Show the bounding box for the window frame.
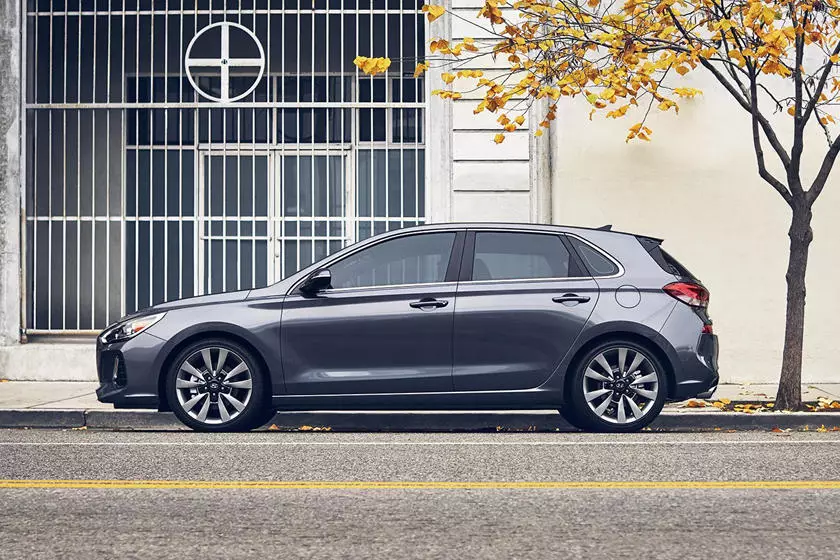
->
[459,229,623,283]
[292,229,466,294]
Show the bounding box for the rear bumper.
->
[670,333,719,401]
[95,332,165,409]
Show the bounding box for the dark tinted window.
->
[330,233,455,289]
[472,232,571,281]
[569,237,620,276]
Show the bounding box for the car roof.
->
[380,222,660,242]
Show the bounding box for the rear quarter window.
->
[567,237,620,277]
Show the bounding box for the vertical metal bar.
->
[105,9,113,325]
[325,2,330,258]
[75,6,81,330]
[163,1,169,303]
[250,2,256,289]
[399,1,405,230]
[134,0,140,313]
[310,1,315,267]
[46,1,53,331]
[178,1,184,300]
[148,5,154,308]
[61,7,68,330]
[28,10,38,332]
[91,8,98,326]
[120,1,127,318]
[295,1,301,273]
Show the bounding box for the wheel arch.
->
[156,325,273,412]
[561,327,678,404]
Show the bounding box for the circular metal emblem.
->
[184,21,266,103]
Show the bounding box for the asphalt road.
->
[1,430,839,559]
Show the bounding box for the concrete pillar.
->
[0,0,22,346]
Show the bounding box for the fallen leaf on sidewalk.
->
[685,400,707,408]
[817,425,828,433]
[71,426,87,431]
[0,379,9,383]
[267,424,280,431]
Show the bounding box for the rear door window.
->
[471,232,572,281]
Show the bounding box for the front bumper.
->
[96,332,167,409]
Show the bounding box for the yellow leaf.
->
[720,398,731,405]
[535,129,543,137]
[787,106,796,116]
[441,72,456,84]
[353,56,392,76]
[493,133,505,144]
[600,88,616,99]
[422,4,446,22]
[413,62,428,78]
[514,115,525,125]
[267,424,280,431]
[674,65,690,76]
[830,54,839,64]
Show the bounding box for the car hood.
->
[118,290,252,321]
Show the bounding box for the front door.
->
[453,230,599,391]
[281,230,463,395]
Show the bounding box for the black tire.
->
[166,338,269,432]
[557,407,587,431]
[567,339,668,433]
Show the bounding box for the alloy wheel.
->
[582,347,659,424]
[174,346,253,425]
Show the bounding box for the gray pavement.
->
[1,430,839,559]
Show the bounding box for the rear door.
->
[453,230,599,391]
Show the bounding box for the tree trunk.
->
[775,199,813,410]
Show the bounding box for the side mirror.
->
[300,269,332,295]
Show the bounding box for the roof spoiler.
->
[596,224,612,231]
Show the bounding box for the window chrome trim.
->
[305,281,459,295]
[288,228,467,295]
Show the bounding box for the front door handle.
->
[552,294,591,304]
[409,298,449,309]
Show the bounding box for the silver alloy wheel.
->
[582,347,659,424]
[175,347,253,425]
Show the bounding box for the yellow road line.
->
[0,480,839,490]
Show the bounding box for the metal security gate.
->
[198,147,348,294]
[24,2,427,333]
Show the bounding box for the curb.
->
[0,409,838,431]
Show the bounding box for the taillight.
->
[663,282,709,308]
[702,323,714,334]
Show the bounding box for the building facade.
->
[1,0,839,384]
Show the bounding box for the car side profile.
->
[96,223,719,432]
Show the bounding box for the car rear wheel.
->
[568,340,667,433]
[166,338,268,432]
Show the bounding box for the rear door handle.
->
[552,294,591,304]
[409,298,449,309]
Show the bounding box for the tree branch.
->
[807,134,840,205]
[750,76,793,205]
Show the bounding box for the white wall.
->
[447,0,534,221]
[549,72,840,383]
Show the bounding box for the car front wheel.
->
[166,339,268,432]
[568,340,667,433]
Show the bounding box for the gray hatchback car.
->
[96,223,719,432]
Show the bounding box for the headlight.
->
[99,313,166,344]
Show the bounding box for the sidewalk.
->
[1,381,839,431]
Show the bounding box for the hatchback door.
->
[453,230,599,391]
[281,230,464,395]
